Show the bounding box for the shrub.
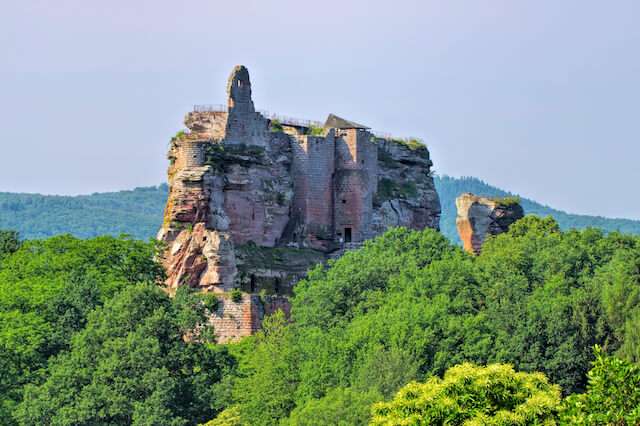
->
[202,293,220,312]
[202,405,242,426]
[371,363,562,425]
[230,289,243,303]
[490,195,521,206]
[173,129,187,140]
[306,124,325,137]
[270,119,283,133]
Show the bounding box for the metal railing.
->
[191,105,323,128]
[190,105,422,143]
[193,104,228,113]
[257,110,324,129]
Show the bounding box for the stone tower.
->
[224,66,268,146]
[227,65,254,113]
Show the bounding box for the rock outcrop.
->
[158,65,441,341]
[455,193,524,255]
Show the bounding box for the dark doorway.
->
[344,227,352,243]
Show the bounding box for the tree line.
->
[3,216,640,424]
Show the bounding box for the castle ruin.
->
[158,65,441,341]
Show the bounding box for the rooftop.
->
[324,114,370,130]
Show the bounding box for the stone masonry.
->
[158,65,441,341]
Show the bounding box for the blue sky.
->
[1,0,639,218]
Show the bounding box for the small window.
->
[344,228,352,243]
[342,199,346,204]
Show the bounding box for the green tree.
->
[15,284,235,426]
[0,235,166,425]
[226,221,640,422]
[371,363,561,425]
[286,387,380,426]
[0,311,50,422]
[0,230,20,259]
[560,347,640,425]
[232,311,300,426]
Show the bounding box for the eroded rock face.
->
[372,138,441,233]
[455,193,524,255]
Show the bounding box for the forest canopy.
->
[3,216,640,424]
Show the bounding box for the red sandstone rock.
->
[455,193,524,255]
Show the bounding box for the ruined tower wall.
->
[333,129,377,242]
[182,140,206,168]
[290,137,310,226]
[224,111,270,146]
[303,133,335,237]
[334,170,366,242]
[290,133,336,248]
[224,65,270,146]
[335,129,359,169]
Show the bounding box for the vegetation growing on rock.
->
[490,195,521,206]
[374,178,418,205]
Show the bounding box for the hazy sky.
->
[1,0,639,218]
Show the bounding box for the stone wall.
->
[333,129,377,242]
[207,293,291,343]
[290,132,336,249]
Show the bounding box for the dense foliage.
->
[561,346,640,425]
[0,234,233,425]
[435,175,640,243]
[370,363,561,425]
[4,216,640,424]
[218,218,640,424]
[3,177,640,242]
[0,230,20,259]
[15,285,235,426]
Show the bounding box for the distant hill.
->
[1,178,639,242]
[435,175,640,243]
[0,185,168,240]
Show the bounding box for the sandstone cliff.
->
[158,65,441,341]
[455,193,524,255]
